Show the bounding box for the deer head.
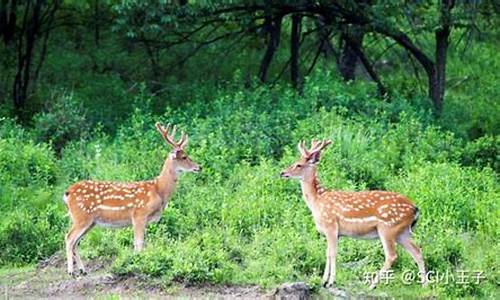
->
[155,122,201,173]
[281,139,332,180]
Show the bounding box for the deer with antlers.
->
[281,140,427,289]
[63,122,201,276]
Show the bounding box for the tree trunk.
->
[315,15,336,60]
[430,0,454,115]
[383,30,442,113]
[258,15,282,82]
[11,0,59,121]
[13,0,43,119]
[0,0,17,44]
[350,45,388,96]
[94,0,100,46]
[290,14,301,89]
[338,25,364,81]
[429,28,449,115]
[33,1,59,91]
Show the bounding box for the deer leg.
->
[397,231,427,287]
[370,234,397,289]
[73,250,85,275]
[323,227,339,287]
[322,246,331,285]
[73,223,94,275]
[132,216,147,252]
[65,222,92,276]
[65,227,76,276]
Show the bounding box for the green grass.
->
[0,77,498,298]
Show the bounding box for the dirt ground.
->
[1,253,378,299]
[1,252,365,300]
[0,253,270,299]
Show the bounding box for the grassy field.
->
[0,6,499,297]
[1,75,498,298]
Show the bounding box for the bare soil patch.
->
[1,253,268,299]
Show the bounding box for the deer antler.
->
[297,140,308,157]
[309,139,332,154]
[155,122,188,149]
[298,139,332,158]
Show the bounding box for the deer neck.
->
[155,158,178,200]
[300,168,324,212]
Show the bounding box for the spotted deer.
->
[281,140,427,289]
[63,123,201,276]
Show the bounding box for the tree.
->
[290,13,301,88]
[337,24,366,82]
[363,0,458,114]
[258,1,282,83]
[112,0,492,114]
[1,0,60,121]
[0,0,17,44]
[331,0,490,113]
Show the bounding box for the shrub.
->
[112,230,238,285]
[0,137,57,188]
[387,162,498,235]
[461,135,499,172]
[0,208,65,265]
[32,92,89,153]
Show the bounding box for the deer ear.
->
[307,151,321,164]
[169,148,181,158]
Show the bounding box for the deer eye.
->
[296,164,303,168]
[181,156,187,160]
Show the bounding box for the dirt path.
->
[0,254,268,299]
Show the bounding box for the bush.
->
[0,120,64,265]
[387,162,499,235]
[112,230,238,285]
[461,135,499,172]
[32,92,89,153]
[0,208,65,265]
[0,136,57,188]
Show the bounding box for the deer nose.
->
[280,171,287,177]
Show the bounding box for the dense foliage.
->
[1,77,498,297]
[0,0,499,298]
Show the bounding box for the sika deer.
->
[281,140,427,289]
[63,123,201,276]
